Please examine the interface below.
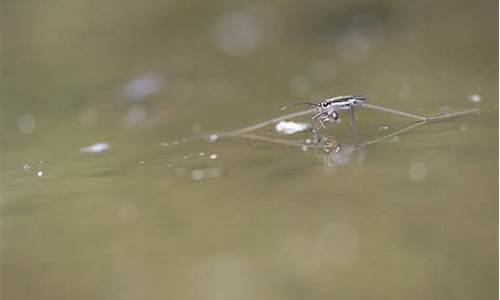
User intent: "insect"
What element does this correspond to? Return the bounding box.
[312,95,367,126]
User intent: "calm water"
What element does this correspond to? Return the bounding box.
[2,0,498,299]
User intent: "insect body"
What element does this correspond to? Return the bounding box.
[313,95,367,125]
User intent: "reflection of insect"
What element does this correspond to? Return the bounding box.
[312,95,367,126]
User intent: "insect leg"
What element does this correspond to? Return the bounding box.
[349,106,360,141]
[350,106,356,126]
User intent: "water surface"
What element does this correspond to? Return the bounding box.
[2,0,498,299]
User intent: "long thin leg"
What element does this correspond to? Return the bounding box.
[350,106,356,125]
[204,105,477,141]
[359,103,427,121]
[216,107,316,137]
[235,108,476,150]
[349,106,360,142]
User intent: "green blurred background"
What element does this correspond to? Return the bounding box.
[2,0,498,299]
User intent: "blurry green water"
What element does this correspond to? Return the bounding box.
[1,0,498,299]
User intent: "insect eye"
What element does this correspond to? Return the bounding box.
[321,102,328,107]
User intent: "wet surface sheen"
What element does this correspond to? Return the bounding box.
[2,0,498,299]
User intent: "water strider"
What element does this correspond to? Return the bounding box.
[281,95,367,126]
[311,95,367,125]
[163,95,479,149]
[304,94,367,143]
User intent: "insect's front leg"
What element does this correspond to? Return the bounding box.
[314,114,327,128]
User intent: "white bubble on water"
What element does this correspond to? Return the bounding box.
[209,154,218,160]
[375,125,389,133]
[409,161,428,183]
[468,94,482,103]
[17,114,36,134]
[275,121,310,135]
[37,171,43,177]
[80,142,110,153]
[207,134,219,143]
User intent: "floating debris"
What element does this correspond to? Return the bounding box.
[80,143,110,153]
[275,121,311,135]
[23,163,31,172]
